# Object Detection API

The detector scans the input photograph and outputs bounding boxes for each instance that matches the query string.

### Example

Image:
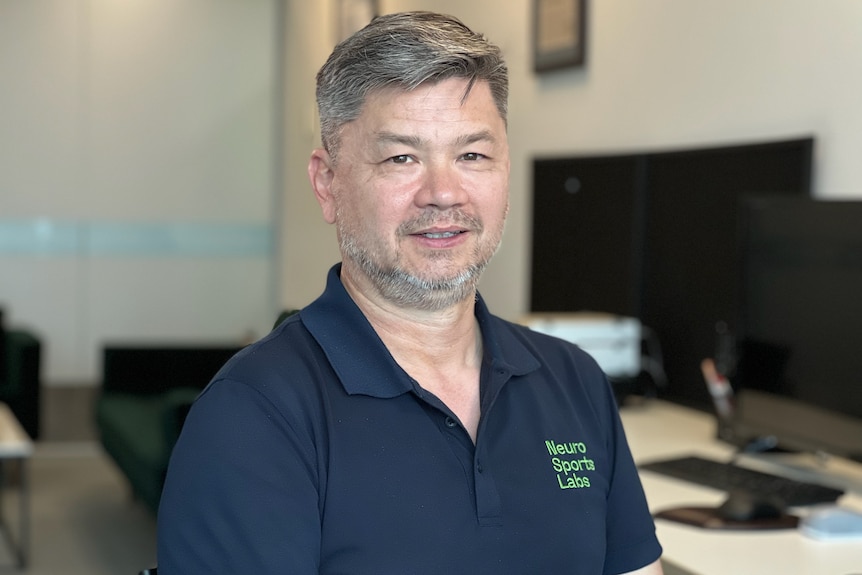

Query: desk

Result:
[620,399,862,575]
[0,402,33,569]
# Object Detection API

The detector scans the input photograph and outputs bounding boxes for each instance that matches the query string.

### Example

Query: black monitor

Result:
[530,137,813,407]
[730,196,862,462]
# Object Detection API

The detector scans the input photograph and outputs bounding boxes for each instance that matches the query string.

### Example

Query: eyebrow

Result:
[374,131,423,149]
[373,129,497,149]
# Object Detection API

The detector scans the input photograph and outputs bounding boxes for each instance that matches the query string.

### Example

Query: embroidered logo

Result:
[545,439,595,490]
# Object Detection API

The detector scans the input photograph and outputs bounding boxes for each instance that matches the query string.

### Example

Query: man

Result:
[158,11,663,574]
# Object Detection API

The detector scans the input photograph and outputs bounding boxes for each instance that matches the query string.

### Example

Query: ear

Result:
[308,148,338,224]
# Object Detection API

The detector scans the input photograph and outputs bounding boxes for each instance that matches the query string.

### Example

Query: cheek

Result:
[332,188,386,240]
[331,171,367,217]
[345,181,414,225]
[473,176,509,219]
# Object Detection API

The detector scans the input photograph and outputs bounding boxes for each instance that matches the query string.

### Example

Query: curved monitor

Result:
[731,197,862,462]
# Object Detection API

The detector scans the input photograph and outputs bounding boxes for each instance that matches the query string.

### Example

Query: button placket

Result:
[473,449,501,525]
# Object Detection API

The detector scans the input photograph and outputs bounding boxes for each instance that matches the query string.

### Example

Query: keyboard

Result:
[639,455,845,507]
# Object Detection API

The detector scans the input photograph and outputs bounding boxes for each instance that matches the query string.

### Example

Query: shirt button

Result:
[444,416,457,428]
[477,462,484,473]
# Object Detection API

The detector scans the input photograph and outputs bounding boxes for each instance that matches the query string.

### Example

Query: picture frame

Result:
[533,0,587,72]
[338,0,379,43]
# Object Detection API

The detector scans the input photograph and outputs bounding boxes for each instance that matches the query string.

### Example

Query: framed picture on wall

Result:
[338,0,379,42]
[533,0,587,72]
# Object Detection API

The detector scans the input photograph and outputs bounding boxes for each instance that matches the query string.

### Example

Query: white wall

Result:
[278,1,342,310]
[280,0,862,320]
[1,1,280,384]
[5,0,861,382]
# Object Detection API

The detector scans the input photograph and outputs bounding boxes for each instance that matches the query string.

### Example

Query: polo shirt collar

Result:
[301,264,541,398]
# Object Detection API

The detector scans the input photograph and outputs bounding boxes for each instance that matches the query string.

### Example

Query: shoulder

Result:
[217,313,322,385]
[194,313,337,424]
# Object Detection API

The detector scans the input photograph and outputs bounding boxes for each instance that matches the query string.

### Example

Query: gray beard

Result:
[340,238,488,311]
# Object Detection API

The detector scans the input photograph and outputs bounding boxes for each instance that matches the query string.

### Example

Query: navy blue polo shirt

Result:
[158,265,662,574]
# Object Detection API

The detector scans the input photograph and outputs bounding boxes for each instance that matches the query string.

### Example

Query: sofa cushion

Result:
[96,386,201,511]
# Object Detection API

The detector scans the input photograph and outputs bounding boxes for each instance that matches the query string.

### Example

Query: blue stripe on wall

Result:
[0,220,272,257]
[0,220,81,255]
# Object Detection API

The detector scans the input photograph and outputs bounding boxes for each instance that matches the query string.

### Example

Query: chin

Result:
[372,263,483,311]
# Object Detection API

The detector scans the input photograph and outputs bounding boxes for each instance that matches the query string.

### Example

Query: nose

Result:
[416,162,468,209]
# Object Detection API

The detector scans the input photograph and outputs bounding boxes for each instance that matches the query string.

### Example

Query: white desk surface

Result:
[0,402,34,458]
[620,399,862,575]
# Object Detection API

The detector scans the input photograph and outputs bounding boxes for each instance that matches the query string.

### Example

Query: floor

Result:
[2,386,158,574]
[40,385,100,442]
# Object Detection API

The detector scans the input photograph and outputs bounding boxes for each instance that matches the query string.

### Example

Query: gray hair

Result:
[315,11,509,161]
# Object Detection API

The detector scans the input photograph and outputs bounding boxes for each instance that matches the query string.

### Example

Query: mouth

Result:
[401,211,481,242]
[417,230,466,239]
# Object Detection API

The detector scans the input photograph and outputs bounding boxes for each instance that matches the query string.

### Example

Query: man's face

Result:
[312,77,510,311]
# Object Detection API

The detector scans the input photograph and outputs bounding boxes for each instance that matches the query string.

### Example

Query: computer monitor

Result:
[530,137,813,407]
[730,196,862,462]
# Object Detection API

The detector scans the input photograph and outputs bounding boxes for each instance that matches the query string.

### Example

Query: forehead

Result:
[359,78,503,125]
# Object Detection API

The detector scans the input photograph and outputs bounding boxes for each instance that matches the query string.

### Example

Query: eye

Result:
[461,152,486,161]
[388,154,413,164]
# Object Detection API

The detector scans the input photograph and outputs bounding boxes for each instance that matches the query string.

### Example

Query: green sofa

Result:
[95,344,243,514]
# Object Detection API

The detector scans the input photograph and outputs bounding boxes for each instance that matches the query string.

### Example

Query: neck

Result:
[341,265,482,369]
[341,265,485,442]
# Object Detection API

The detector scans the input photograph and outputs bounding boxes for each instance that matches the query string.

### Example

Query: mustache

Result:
[397,209,482,235]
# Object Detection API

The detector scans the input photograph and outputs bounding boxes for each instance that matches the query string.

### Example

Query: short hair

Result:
[315,11,509,161]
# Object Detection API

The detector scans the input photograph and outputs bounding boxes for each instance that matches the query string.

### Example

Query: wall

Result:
[4,1,861,382]
[1,1,280,384]
[278,1,342,309]
[280,0,862,320]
